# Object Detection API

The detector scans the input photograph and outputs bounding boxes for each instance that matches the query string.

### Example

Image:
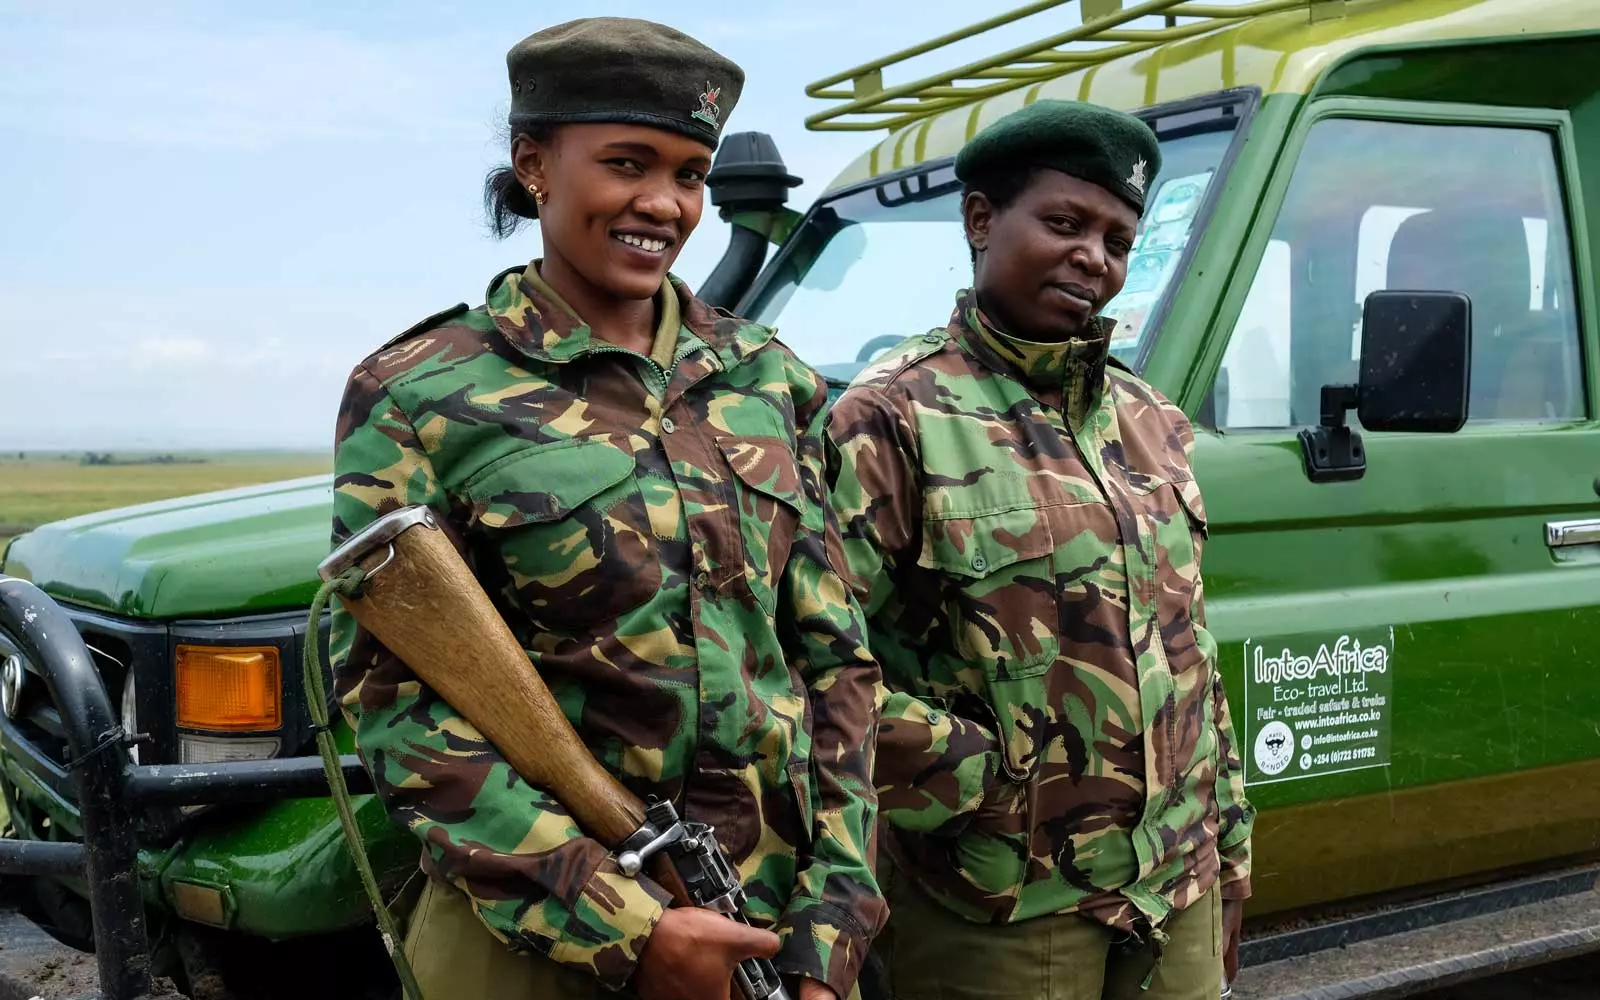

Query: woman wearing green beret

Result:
[827,99,1254,1000]
[328,17,885,1000]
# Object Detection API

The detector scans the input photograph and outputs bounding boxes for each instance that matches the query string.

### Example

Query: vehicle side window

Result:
[1216,118,1585,430]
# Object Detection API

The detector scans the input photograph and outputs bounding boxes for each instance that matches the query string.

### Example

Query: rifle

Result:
[316,504,791,1000]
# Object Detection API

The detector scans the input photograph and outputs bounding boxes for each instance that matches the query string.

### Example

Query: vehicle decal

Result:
[1241,628,1394,786]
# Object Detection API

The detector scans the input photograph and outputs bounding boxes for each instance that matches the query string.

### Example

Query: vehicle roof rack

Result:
[804,0,1344,132]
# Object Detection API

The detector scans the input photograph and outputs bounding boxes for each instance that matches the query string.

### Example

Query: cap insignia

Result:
[692,82,722,130]
[1128,158,1148,195]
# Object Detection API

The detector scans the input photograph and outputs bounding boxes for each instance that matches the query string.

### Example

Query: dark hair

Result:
[483,123,556,239]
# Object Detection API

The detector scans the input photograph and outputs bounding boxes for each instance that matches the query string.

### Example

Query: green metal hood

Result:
[1,476,333,619]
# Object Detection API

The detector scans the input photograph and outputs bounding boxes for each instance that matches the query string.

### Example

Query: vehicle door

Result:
[1193,97,1600,915]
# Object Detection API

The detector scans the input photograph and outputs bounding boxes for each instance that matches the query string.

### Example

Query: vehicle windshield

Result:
[746,96,1246,386]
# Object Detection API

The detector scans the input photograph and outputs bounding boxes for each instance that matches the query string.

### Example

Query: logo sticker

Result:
[1127,158,1148,195]
[1253,720,1294,776]
[692,82,722,129]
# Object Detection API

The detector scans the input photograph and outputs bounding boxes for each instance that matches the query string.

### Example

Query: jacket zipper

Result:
[586,343,670,397]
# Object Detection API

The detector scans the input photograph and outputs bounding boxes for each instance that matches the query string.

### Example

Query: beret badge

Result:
[692,82,723,131]
[1127,158,1148,196]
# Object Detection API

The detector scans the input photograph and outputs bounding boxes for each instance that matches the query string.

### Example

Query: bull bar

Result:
[0,575,373,1000]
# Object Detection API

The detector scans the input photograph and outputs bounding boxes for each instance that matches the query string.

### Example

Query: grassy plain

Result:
[0,451,330,550]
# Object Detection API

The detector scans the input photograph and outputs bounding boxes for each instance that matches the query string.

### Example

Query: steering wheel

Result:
[855,334,906,363]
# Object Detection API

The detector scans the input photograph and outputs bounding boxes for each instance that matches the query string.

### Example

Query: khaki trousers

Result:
[872,870,1222,1000]
[401,876,865,1000]
[403,876,627,1000]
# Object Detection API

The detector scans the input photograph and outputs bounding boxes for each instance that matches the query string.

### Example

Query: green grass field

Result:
[0,451,331,550]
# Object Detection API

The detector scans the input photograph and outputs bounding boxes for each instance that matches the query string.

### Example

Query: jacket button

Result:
[694,570,710,590]
[971,554,988,572]
[923,332,942,344]
[661,416,677,434]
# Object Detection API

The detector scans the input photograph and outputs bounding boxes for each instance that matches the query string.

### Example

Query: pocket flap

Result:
[719,437,804,511]
[463,436,636,529]
[1173,478,1208,538]
[917,505,1055,578]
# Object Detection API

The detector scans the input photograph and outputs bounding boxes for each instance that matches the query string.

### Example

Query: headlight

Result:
[178,735,281,764]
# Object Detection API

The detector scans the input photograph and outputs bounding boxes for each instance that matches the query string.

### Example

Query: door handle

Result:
[1547,519,1600,548]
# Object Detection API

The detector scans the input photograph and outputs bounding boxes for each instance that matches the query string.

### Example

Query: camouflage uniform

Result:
[330,262,886,996]
[825,289,1253,941]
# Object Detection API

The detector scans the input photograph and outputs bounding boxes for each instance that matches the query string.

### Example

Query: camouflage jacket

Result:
[824,290,1253,933]
[329,262,886,995]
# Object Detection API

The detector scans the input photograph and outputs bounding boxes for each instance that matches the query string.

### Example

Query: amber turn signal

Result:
[175,645,282,732]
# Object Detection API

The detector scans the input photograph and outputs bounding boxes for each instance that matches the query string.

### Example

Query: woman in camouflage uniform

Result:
[827,101,1253,1000]
[328,18,884,1000]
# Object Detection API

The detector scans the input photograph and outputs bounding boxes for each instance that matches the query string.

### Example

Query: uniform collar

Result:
[485,259,776,368]
[948,288,1114,427]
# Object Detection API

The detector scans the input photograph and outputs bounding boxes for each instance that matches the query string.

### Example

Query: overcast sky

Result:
[0,0,1118,450]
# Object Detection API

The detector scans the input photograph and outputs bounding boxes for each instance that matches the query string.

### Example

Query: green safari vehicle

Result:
[4,1,1600,996]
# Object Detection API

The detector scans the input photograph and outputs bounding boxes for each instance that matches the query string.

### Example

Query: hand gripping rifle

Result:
[313,505,791,1000]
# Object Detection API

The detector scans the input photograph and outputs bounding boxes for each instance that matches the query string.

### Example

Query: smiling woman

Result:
[505,124,715,348]
[326,15,885,1000]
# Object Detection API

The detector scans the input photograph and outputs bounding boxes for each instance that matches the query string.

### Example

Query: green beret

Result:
[506,18,744,149]
[955,100,1162,213]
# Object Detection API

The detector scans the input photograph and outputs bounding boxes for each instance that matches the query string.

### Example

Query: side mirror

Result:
[1299,290,1472,483]
[1356,290,1471,433]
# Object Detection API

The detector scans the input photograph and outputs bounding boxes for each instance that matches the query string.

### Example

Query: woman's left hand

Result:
[798,979,838,1000]
[1222,898,1244,982]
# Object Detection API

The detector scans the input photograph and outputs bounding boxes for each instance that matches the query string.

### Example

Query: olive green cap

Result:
[506,18,744,149]
[955,100,1162,213]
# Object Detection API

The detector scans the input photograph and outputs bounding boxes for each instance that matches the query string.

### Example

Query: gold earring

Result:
[528,184,548,206]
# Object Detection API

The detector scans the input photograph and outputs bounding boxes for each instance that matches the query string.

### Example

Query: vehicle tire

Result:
[175,924,237,1000]
[27,872,94,952]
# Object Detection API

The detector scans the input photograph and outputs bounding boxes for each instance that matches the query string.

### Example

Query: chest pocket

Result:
[461,434,662,631]
[918,504,1060,679]
[719,437,804,615]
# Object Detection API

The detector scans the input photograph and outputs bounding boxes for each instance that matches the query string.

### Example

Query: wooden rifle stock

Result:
[321,507,681,891]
